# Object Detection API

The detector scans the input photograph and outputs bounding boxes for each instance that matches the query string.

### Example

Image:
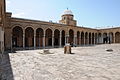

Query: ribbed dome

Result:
[63,9,73,15]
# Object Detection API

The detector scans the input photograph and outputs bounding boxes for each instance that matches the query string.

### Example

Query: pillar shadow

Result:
[0,52,14,80]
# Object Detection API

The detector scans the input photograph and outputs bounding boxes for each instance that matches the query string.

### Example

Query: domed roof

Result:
[63,9,73,15]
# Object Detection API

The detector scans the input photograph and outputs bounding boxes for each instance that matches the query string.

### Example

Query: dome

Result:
[63,9,73,15]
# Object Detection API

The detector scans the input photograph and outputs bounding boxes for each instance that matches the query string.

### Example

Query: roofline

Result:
[11,17,120,30]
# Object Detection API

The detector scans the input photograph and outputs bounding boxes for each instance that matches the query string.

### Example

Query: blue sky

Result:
[6,0,120,28]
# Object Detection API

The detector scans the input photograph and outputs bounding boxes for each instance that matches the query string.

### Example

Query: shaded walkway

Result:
[0,53,14,80]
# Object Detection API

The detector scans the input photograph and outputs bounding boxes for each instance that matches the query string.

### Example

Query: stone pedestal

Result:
[64,43,71,54]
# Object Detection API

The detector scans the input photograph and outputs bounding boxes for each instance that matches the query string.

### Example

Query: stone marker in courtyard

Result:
[64,43,71,54]
[43,49,50,54]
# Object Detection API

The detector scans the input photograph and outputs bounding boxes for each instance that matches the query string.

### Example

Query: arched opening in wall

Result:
[98,33,102,44]
[69,29,74,45]
[109,32,113,43]
[36,28,43,47]
[81,32,84,45]
[103,33,107,44]
[54,29,60,46]
[85,32,88,45]
[89,33,91,45]
[115,32,120,43]
[77,31,80,45]
[95,33,97,44]
[25,27,34,47]
[92,33,94,44]
[12,26,23,47]
[46,28,52,46]
[62,30,65,46]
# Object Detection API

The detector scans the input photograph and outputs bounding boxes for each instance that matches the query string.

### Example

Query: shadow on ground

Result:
[0,53,14,80]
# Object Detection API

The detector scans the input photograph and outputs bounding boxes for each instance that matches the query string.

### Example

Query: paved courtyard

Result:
[1,44,120,80]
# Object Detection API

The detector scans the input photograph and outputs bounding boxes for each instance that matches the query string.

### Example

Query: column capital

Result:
[59,30,62,32]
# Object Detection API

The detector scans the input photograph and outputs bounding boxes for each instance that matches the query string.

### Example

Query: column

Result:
[34,32,36,49]
[76,36,78,45]
[84,34,85,45]
[108,34,110,43]
[113,33,115,43]
[91,35,92,45]
[107,33,109,44]
[95,34,98,44]
[43,30,45,48]
[94,36,95,45]
[96,34,99,44]
[59,31,62,47]
[79,33,81,46]
[87,34,89,45]
[23,33,25,48]
[65,35,66,44]
[23,30,25,49]
[74,35,77,45]
[52,33,54,47]
[66,35,69,44]
[96,34,98,44]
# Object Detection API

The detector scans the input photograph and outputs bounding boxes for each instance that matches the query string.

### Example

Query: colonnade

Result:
[11,26,120,49]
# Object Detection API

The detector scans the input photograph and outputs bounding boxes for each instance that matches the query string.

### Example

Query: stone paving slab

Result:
[2,44,120,80]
